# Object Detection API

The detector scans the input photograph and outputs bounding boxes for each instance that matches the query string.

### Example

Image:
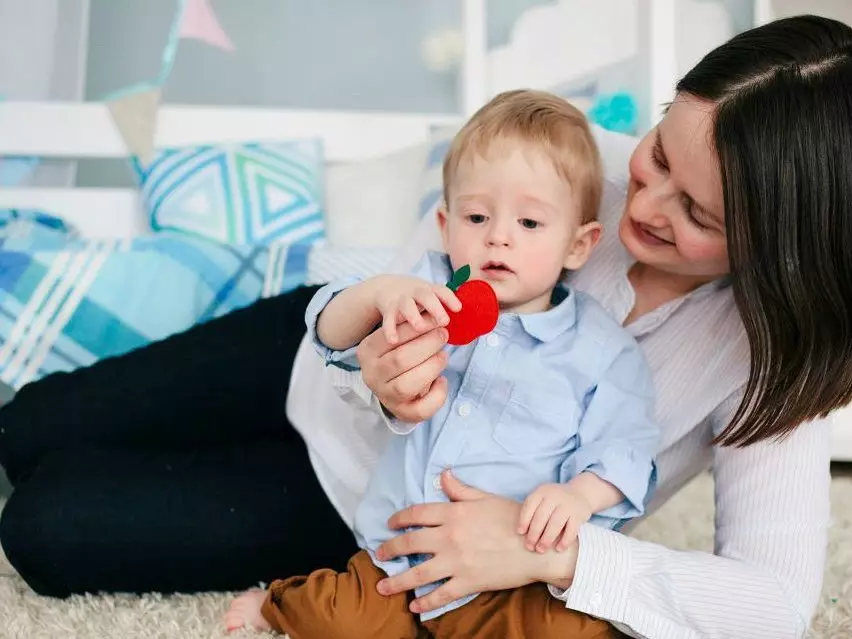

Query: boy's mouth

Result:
[481,261,514,275]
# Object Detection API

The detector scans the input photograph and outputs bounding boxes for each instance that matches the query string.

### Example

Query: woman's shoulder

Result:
[702,282,748,343]
[671,283,751,404]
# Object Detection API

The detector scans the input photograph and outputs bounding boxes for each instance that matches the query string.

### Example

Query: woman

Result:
[0,14,849,638]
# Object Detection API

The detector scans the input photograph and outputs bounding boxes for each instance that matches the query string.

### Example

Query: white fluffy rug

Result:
[0,471,850,639]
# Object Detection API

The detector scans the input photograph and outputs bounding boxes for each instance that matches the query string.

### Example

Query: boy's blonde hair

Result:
[443,89,602,223]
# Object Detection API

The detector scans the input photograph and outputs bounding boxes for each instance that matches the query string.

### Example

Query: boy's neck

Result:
[500,289,555,315]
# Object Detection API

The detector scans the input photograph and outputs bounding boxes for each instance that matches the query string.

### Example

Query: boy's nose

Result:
[486,223,512,247]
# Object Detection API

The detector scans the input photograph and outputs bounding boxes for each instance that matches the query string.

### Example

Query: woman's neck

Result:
[624,263,714,325]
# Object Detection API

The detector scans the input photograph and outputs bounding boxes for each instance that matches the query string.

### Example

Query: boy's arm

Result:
[315,276,386,351]
[519,468,630,552]
[302,276,392,414]
[563,471,625,514]
[313,251,448,354]
[560,338,660,522]
[304,276,370,372]
[305,250,447,377]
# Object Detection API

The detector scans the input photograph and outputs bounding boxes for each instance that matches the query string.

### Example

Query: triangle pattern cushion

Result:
[150,153,233,243]
[137,139,326,246]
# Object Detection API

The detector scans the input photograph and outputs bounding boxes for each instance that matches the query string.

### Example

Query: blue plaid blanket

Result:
[0,210,393,389]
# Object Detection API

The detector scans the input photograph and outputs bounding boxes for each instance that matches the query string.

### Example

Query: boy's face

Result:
[438,139,600,313]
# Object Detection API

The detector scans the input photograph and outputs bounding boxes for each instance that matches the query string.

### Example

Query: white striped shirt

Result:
[286,126,831,638]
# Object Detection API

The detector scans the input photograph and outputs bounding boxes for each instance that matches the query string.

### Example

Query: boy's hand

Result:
[374,276,462,345]
[518,483,593,553]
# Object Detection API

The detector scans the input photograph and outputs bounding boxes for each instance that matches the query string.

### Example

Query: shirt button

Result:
[486,334,499,347]
[458,403,471,417]
[432,475,442,490]
[590,592,603,607]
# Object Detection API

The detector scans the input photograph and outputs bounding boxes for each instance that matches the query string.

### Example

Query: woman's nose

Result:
[630,183,672,229]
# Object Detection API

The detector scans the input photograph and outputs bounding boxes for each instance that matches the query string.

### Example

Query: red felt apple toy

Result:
[444,264,499,346]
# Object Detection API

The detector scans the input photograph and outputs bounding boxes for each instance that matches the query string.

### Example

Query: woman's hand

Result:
[357,318,450,424]
[374,471,580,614]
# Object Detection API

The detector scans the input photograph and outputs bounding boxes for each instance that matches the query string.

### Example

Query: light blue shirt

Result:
[305,251,659,621]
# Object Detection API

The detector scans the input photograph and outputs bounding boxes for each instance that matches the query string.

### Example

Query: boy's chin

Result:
[496,291,540,312]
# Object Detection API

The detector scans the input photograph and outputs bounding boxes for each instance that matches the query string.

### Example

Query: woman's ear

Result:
[563,222,602,271]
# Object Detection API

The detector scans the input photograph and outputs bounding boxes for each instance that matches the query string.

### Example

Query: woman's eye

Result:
[650,146,668,172]
[680,196,709,230]
[520,218,540,229]
[687,208,710,231]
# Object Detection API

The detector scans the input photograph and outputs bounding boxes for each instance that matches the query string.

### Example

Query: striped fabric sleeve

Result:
[549,393,831,639]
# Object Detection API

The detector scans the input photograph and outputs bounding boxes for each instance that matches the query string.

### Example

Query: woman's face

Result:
[619,94,730,281]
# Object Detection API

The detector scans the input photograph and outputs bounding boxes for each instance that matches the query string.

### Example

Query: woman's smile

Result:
[629,220,674,247]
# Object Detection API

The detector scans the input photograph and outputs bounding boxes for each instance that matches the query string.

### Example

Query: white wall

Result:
[78,0,555,187]
[84,0,554,114]
[0,0,89,187]
[772,0,852,25]
[0,0,60,100]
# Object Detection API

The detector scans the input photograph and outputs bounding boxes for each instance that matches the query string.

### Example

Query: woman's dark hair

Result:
[677,14,852,447]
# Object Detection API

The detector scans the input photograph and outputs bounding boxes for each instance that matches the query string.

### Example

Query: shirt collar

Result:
[516,286,576,342]
[435,253,576,343]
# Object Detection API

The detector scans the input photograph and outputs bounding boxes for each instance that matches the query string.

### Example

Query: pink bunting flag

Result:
[179,0,235,52]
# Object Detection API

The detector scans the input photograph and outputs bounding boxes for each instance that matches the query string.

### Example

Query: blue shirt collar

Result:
[515,286,577,342]
[435,253,576,343]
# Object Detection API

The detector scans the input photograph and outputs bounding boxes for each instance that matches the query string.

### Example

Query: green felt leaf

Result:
[447,264,471,291]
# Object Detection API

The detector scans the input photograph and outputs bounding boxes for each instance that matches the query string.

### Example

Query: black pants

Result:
[0,286,358,598]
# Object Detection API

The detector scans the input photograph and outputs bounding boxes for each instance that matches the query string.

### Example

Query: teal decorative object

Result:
[587,91,639,135]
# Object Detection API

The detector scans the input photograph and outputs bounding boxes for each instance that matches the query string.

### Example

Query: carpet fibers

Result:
[0,471,849,638]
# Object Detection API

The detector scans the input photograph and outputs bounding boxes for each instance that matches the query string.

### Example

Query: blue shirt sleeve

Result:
[304,276,365,371]
[560,339,660,523]
[303,252,445,371]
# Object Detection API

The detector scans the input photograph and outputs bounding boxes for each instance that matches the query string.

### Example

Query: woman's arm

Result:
[375,397,830,638]
[550,396,830,639]
[355,317,450,424]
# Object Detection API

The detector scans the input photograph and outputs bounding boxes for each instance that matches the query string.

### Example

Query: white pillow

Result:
[416,124,458,221]
[324,144,428,248]
[386,205,443,275]
[306,245,399,284]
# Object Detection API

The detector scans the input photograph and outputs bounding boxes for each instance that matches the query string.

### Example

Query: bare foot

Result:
[224,588,273,633]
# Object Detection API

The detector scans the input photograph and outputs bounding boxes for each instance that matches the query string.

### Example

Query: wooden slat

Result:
[0,101,461,163]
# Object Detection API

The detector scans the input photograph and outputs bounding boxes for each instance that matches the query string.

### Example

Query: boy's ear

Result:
[437,204,451,252]
[563,222,602,271]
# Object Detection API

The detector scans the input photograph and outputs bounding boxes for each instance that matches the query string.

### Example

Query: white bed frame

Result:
[0,0,848,461]
[0,101,462,237]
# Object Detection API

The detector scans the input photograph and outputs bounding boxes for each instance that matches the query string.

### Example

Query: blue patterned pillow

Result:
[0,233,312,389]
[135,139,327,246]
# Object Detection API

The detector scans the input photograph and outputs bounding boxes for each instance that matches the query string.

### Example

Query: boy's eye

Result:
[520,218,540,229]
[468,214,486,224]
